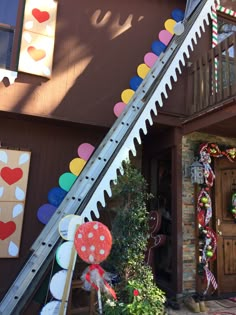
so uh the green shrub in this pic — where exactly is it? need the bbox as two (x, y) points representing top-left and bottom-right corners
(102, 162), (165, 314)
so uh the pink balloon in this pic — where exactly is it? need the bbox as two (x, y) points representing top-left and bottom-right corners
(159, 30), (173, 46)
(144, 52), (158, 68)
(77, 143), (95, 161)
(113, 102), (126, 117)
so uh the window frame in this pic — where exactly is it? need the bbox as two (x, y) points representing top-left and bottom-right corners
(0, 0), (25, 71)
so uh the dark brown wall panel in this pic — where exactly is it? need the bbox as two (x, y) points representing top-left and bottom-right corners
(0, 113), (107, 299)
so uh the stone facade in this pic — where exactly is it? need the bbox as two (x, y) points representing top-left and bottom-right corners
(182, 132), (236, 293)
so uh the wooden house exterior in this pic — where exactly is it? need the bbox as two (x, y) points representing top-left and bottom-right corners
(0, 0), (236, 313)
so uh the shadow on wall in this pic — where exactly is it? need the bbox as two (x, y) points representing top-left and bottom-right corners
(51, 0), (184, 127)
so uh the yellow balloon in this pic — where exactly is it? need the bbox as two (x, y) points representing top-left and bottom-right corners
(164, 19), (176, 35)
(137, 63), (150, 79)
(69, 158), (86, 176)
(121, 89), (135, 104)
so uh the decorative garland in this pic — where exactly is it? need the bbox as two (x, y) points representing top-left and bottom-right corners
(196, 142), (236, 295)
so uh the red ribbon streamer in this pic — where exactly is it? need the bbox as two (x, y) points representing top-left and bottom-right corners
(85, 264), (117, 300)
(204, 266), (218, 295)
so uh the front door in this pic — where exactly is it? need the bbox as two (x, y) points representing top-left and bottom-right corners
(215, 157), (236, 294)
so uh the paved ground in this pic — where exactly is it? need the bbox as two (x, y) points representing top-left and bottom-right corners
(166, 299), (236, 315)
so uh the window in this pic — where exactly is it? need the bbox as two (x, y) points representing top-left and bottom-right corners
(218, 15), (236, 57)
(0, 0), (24, 70)
(217, 14), (236, 87)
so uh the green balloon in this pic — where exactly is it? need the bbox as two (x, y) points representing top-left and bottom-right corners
(59, 172), (77, 192)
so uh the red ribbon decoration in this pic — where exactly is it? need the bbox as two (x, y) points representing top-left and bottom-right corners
(203, 266), (218, 295)
(197, 188), (212, 227)
(85, 264), (117, 300)
(205, 226), (217, 261)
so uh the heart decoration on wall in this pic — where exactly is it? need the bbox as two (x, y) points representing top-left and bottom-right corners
(19, 0), (58, 78)
(27, 46), (46, 61)
(1, 167), (23, 185)
(0, 149), (31, 258)
(32, 8), (50, 23)
(0, 221), (16, 240)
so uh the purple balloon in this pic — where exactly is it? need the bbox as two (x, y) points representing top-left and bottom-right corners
(37, 203), (57, 224)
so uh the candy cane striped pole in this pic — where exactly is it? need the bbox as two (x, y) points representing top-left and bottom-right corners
(216, 4), (236, 17)
(211, 3), (218, 92)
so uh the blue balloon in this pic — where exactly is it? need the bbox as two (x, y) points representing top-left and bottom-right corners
(48, 187), (67, 207)
(151, 41), (166, 56)
(37, 204), (57, 225)
(172, 8), (185, 22)
(129, 76), (143, 91)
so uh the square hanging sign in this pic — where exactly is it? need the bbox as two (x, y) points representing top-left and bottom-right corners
(0, 149), (31, 258)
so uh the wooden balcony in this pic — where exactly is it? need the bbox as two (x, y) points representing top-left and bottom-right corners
(187, 32), (236, 116)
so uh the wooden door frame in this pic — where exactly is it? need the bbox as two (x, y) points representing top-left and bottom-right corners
(214, 157), (236, 295)
(142, 127), (183, 296)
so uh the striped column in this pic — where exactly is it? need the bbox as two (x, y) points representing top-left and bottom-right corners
(216, 5), (236, 17)
(211, 3), (218, 92)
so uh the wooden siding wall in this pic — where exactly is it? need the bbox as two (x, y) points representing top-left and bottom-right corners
(0, 113), (107, 299)
(0, 0), (189, 128)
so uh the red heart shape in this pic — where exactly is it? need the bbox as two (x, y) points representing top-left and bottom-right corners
(0, 221), (16, 240)
(32, 8), (50, 23)
(1, 167), (23, 185)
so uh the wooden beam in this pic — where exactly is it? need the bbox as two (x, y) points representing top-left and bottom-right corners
(182, 100), (236, 135)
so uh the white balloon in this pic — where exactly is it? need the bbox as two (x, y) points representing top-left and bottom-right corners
(49, 270), (67, 300)
(67, 215), (83, 240)
(56, 241), (74, 269)
(174, 22), (185, 36)
(59, 215), (82, 240)
(40, 301), (66, 315)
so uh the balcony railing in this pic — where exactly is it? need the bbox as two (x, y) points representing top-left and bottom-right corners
(188, 32), (236, 116)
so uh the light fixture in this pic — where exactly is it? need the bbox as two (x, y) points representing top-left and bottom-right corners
(190, 158), (204, 184)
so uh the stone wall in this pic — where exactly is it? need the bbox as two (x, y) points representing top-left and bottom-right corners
(182, 132), (236, 293)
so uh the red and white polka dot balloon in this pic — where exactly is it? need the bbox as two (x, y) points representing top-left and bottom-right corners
(74, 221), (112, 264)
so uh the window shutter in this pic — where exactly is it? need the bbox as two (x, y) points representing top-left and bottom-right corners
(18, 0), (58, 78)
(0, 148), (31, 258)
